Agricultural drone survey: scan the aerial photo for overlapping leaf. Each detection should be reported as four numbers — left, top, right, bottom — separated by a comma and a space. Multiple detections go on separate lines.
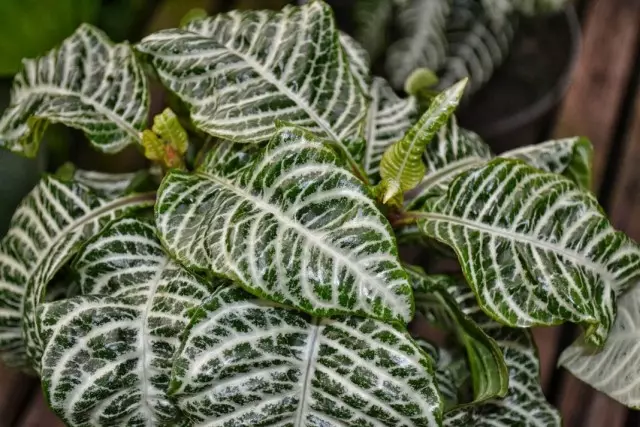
437, 0, 517, 96
418, 158, 640, 346
353, 0, 395, 63
0, 176, 154, 371
385, 0, 452, 90
559, 282, 640, 409
438, 280, 561, 426
169, 285, 443, 426
364, 77, 418, 183
416, 338, 468, 408
136, 1, 368, 169
0, 24, 149, 157
408, 266, 509, 404
379, 79, 466, 203
156, 124, 413, 323
38, 217, 218, 426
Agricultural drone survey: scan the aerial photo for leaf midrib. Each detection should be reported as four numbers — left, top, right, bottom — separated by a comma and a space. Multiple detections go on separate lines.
23, 86, 142, 142
198, 172, 404, 310
420, 212, 616, 284
294, 317, 320, 425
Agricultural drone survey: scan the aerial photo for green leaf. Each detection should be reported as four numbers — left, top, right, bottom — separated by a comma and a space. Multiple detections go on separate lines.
482, 0, 570, 17
418, 158, 640, 346
501, 137, 593, 190
364, 77, 418, 183
156, 124, 413, 323
136, 2, 368, 170
143, 108, 189, 169
339, 32, 372, 92
0, 0, 100, 75
559, 281, 640, 409
197, 139, 263, 179
406, 116, 492, 209
437, 0, 517, 95
169, 285, 443, 426
386, 0, 452, 90
0, 176, 154, 371
416, 338, 469, 409
38, 217, 219, 426
353, 0, 395, 63
0, 24, 149, 158
408, 266, 509, 405
440, 281, 561, 426
64, 167, 151, 200
379, 79, 467, 203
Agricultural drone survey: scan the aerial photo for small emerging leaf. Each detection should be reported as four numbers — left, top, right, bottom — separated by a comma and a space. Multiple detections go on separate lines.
379, 79, 467, 203
0, 24, 149, 157
169, 285, 443, 426
142, 108, 189, 169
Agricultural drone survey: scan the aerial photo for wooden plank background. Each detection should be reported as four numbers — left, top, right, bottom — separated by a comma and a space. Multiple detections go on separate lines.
1, 0, 640, 425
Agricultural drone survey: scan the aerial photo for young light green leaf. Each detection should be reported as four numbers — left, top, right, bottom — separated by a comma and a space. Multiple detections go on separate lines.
501, 137, 593, 190
169, 285, 443, 426
418, 158, 640, 346
38, 217, 219, 426
156, 125, 413, 324
442, 281, 561, 426
379, 79, 467, 203
407, 266, 509, 404
437, 0, 517, 96
0, 176, 154, 371
405, 116, 492, 209
386, 0, 452, 90
136, 2, 368, 168
143, 108, 189, 169
364, 77, 418, 183
559, 282, 640, 409
0, 24, 149, 157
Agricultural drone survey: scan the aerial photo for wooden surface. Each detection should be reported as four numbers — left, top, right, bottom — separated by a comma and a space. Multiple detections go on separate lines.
2, 0, 640, 425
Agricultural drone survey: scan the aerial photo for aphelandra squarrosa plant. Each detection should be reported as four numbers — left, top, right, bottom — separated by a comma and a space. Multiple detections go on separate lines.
0, 1, 638, 426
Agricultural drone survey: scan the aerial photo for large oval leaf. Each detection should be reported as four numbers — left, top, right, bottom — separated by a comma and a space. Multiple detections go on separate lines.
156, 125, 413, 323
136, 2, 367, 168
0, 24, 149, 157
363, 77, 418, 183
418, 158, 640, 346
38, 217, 218, 426
169, 285, 443, 426
0, 176, 154, 371
559, 282, 640, 409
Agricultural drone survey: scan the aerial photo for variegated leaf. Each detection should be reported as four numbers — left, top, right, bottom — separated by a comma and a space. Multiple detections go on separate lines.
136, 2, 368, 171
353, 0, 395, 63
482, 0, 570, 17
364, 77, 418, 183
339, 31, 372, 92
0, 176, 154, 371
386, 0, 452, 90
501, 137, 593, 190
38, 217, 218, 426
440, 281, 561, 426
406, 116, 491, 209
156, 125, 413, 323
418, 158, 640, 346
68, 169, 143, 199
169, 285, 443, 426
379, 79, 466, 203
408, 266, 509, 404
416, 338, 468, 409
559, 282, 640, 409
198, 140, 263, 180
0, 24, 149, 157
437, 0, 517, 96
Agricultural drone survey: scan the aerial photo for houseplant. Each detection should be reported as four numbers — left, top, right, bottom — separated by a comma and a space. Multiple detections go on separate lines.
0, 1, 637, 426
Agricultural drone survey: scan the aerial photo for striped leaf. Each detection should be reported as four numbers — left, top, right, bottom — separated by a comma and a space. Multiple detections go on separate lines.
482, 0, 570, 17
418, 158, 640, 346
437, 0, 517, 96
339, 32, 372, 92
379, 79, 466, 203
0, 24, 149, 157
408, 266, 509, 405
416, 338, 469, 409
353, 0, 395, 63
156, 125, 413, 324
38, 217, 218, 426
169, 285, 443, 426
364, 77, 418, 183
559, 282, 640, 409
136, 2, 368, 171
501, 137, 593, 190
385, 0, 452, 90
0, 176, 154, 371
441, 281, 561, 426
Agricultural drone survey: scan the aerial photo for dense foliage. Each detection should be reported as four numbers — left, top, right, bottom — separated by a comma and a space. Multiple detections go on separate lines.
0, 1, 636, 426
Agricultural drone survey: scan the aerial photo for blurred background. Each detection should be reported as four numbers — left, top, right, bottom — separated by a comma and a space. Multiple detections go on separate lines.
0, 0, 639, 426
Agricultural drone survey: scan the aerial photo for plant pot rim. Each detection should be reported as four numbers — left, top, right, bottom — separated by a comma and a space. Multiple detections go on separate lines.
470, 5, 582, 139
